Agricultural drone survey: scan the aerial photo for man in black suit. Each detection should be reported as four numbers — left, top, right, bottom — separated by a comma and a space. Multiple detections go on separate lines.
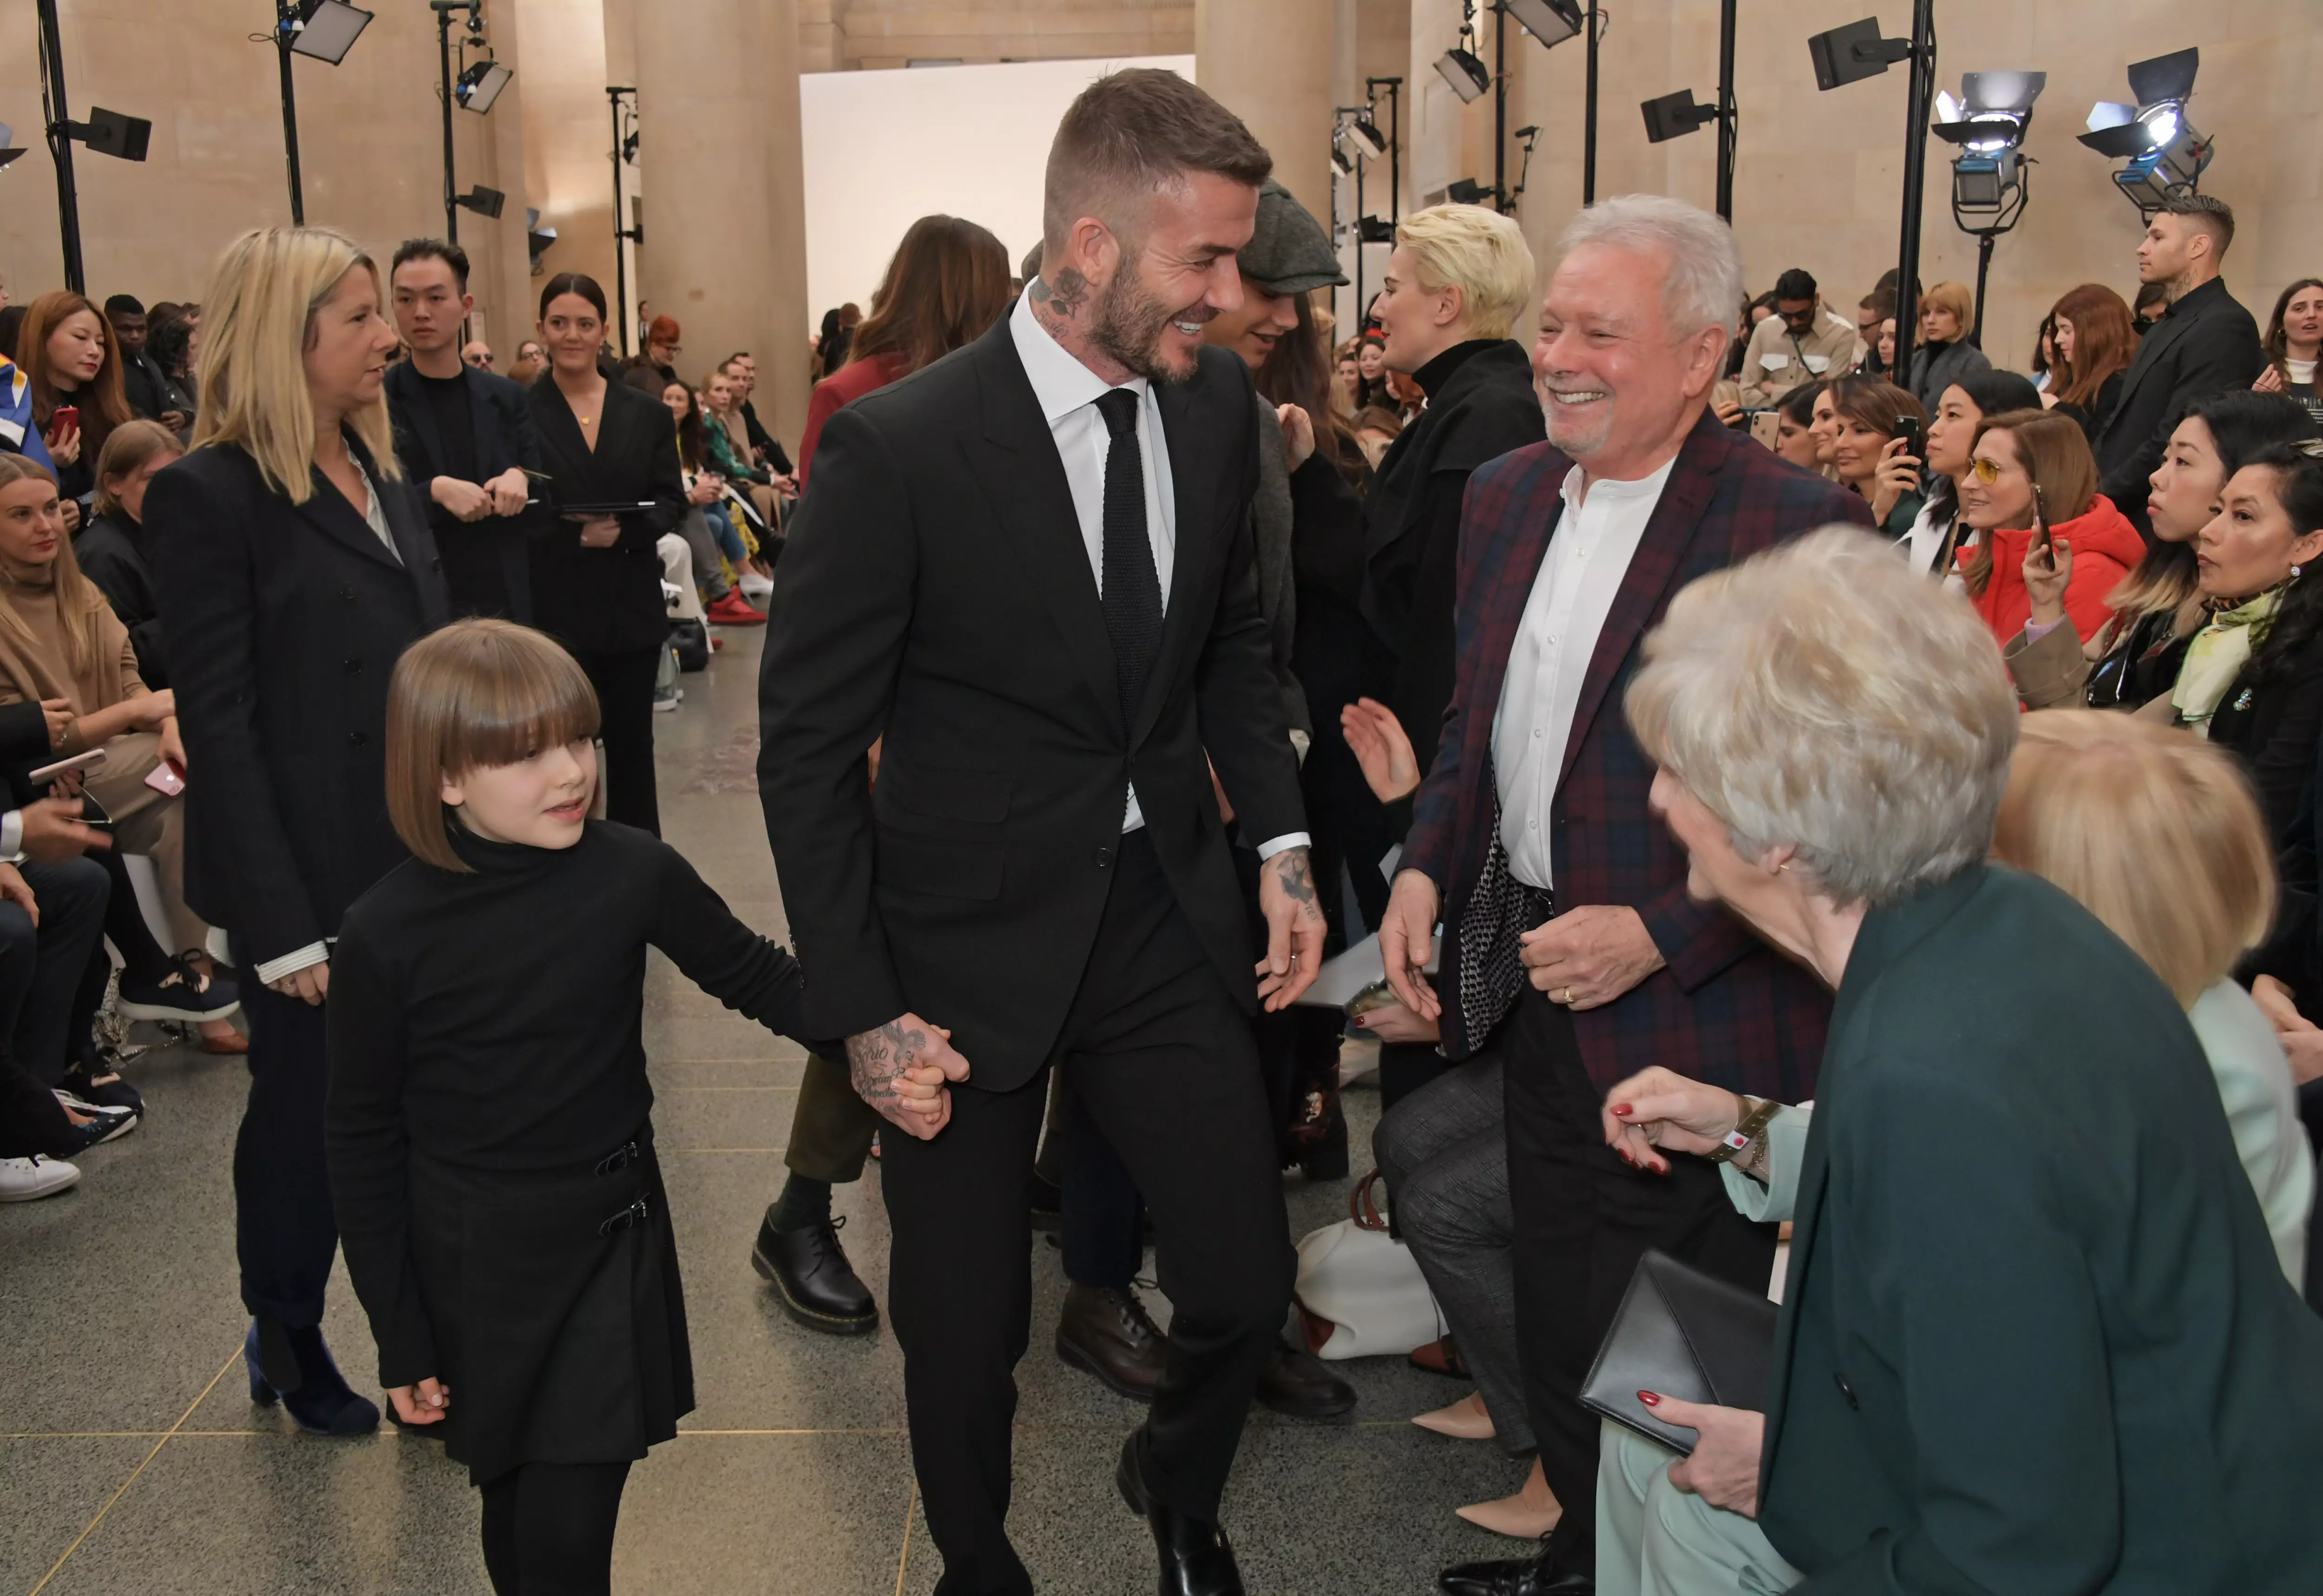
2094, 193, 2264, 542
759, 69, 1326, 1596
383, 239, 544, 620
103, 295, 191, 433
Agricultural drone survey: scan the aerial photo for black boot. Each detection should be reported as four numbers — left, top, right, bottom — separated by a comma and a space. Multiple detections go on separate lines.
1437, 1539, 1594, 1596
1254, 1339, 1356, 1421
752, 1205, 878, 1333
244, 1318, 379, 1437
1118, 1431, 1244, 1596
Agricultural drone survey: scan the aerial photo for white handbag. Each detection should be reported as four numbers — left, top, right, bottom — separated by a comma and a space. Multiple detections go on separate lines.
1293, 1172, 1446, 1360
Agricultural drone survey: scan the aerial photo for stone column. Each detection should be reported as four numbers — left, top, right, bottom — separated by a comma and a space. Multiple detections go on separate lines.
1195, 0, 1337, 227
630, 0, 811, 444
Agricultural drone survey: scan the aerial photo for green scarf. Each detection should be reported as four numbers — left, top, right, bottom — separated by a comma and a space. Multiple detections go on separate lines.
2172, 587, 2283, 737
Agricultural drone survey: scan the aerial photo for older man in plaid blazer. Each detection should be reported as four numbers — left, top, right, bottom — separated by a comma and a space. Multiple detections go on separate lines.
1381, 196, 1870, 1596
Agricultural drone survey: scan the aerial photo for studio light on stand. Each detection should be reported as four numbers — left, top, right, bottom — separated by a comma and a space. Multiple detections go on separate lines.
271, 1, 372, 227
455, 183, 505, 220
2078, 48, 2209, 217
431, 0, 512, 244
0, 125, 24, 172
1933, 71, 2043, 345
456, 58, 513, 116
1335, 79, 1401, 331
608, 86, 642, 356
37, 0, 151, 292
1638, 0, 1738, 220
1807, 8, 1935, 387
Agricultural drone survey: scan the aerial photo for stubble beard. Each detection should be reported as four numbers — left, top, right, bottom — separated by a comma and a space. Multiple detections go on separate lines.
1090, 268, 1200, 386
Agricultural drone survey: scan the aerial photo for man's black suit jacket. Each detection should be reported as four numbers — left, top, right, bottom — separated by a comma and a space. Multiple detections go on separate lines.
2094, 276, 2264, 540
383, 359, 545, 620
757, 315, 1306, 1091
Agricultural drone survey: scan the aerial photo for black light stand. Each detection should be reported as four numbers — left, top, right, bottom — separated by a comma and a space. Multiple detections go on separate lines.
1493, 2, 1508, 211
1583, 0, 1600, 203
274, 2, 305, 223
1714, 0, 1737, 222
431, 1, 477, 243
1891, 0, 1938, 386
609, 87, 641, 357
35, 0, 85, 292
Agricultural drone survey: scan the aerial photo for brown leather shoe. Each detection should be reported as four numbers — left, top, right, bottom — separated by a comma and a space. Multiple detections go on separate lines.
1056, 1282, 1168, 1400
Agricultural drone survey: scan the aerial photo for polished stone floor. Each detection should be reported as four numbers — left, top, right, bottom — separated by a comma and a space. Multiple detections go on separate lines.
0, 626, 1522, 1595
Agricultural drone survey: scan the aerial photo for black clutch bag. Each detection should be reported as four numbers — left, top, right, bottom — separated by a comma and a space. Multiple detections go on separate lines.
1578, 1248, 1778, 1456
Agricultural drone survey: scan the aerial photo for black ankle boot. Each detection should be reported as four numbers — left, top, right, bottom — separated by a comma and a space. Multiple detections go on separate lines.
244, 1318, 379, 1436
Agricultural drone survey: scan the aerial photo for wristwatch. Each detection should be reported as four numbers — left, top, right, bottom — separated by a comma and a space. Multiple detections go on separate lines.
1706, 1095, 1781, 1165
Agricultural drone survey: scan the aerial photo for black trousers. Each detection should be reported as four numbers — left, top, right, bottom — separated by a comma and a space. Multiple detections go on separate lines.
232, 936, 340, 1328
0, 856, 109, 1077
574, 647, 662, 836
1503, 988, 1777, 1575
880, 830, 1294, 1596
479, 1458, 630, 1596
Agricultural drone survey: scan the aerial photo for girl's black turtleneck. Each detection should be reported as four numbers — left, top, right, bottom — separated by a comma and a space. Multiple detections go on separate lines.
326, 819, 811, 1375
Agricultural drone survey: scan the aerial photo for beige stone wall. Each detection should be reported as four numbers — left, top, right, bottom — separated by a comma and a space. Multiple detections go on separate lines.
516, 0, 624, 335
806, 0, 1193, 70
0, 0, 534, 350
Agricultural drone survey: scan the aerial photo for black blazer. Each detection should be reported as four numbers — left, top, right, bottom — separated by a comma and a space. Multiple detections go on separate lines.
1759, 865, 2323, 1590
525, 374, 684, 655
146, 437, 448, 966
73, 510, 166, 687
757, 317, 1306, 1089
383, 360, 545, 622
2095, 277, 2264, 539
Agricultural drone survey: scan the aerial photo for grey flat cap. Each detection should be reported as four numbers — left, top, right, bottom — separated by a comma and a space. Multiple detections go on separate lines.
1240, 180, 1347, 296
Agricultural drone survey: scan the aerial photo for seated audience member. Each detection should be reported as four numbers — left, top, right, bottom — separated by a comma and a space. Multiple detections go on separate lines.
1593, 526, 2323, 1596
1769, 380, 1825, 473
701, 368, 779, 538
17, 291, 133, 532
145, 309, 198, 421
1953, 408, 2142, 644
1335, 344, 1363, 414
459, 340, 492, 371
1896, 369, 2045, 576
1824, 377, 1925, 539
2045, 282, 2138, 441
2031, 309, 2057, 394
795, 214, 1011, 487
1351, 403, 1403, 470
719, 353, 794, 487
1902, 279, 1989, 414
1734, 269, 1862, 408
104, 296, 191, 433
623, 314, 682, 394
2008, 389, 2317, 714
0, 455, 241, 1055
507, 338, 546, 388
658, 377, 760, 626
1355, 330, 1392, 410
76, 419, 181, 687
2133, 276, 2171, 335
1853, 288, 1892, 375
1804, 380, 1842, 473
2255, 276, 2323, 427
2096, 195, 2266, 541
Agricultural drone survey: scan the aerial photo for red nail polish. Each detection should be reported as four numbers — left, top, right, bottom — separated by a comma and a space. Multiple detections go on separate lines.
1636, 1391, 1660, 1407
1612, 1103, 1632, 1116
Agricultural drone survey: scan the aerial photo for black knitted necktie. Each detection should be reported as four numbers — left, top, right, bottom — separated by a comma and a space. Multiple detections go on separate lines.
1095, 387, 1163, 723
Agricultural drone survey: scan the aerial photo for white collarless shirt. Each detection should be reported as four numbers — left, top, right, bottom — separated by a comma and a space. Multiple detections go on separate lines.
1492, 458, 1676, 889
1007, 290, 1305, 860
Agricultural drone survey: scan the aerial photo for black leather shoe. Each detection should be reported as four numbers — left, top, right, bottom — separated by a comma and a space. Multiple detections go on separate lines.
1056, 1282, 1168, 1400
1437, 1546, 1593, 1596
1117, 1432, 1245, 1596
1254, 1339, 1356, 1421
751, 1207, 878, 1333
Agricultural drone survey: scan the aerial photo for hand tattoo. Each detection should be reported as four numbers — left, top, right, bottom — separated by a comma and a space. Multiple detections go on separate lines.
1267, 846, 1320, 912
846, 1017, 928, 1114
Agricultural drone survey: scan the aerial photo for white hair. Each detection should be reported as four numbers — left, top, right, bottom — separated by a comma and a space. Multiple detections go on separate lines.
1624, 527, 2020, 907
1557, 194, 1744, 341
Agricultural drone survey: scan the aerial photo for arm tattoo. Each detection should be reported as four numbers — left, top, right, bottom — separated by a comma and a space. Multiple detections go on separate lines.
846, 1018, 927, 1111
1268, 847, 1319, 910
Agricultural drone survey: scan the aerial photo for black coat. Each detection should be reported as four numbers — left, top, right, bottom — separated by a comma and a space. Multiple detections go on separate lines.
525, 374, 684, 656
2095, 277, 2265, 539
1357, 339, 1545, 775
146, 438, 448, 967
72, 510, 166, 687
119, 349, 193, 432
758, 317, 1306, 1090
383, 360, 545, 622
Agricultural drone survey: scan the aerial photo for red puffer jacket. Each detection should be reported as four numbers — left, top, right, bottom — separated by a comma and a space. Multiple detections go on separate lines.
1956, 494, 2146, 644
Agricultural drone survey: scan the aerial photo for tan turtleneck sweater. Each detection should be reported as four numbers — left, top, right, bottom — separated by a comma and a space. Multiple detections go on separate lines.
0, 558, 144, 754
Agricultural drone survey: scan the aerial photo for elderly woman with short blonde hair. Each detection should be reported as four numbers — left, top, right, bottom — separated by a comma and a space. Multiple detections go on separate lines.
1591, 527, 2323, 1594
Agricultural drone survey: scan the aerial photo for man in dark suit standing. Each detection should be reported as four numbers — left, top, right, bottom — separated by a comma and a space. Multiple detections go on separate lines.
2094, 193, 2264, 542
1374, 196, 1869, 1596
758, 70, 1326, 1596
383, 239, 543, 620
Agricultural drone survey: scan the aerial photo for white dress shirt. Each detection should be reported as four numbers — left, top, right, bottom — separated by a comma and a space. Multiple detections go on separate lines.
1492, 458, 1676, 888
1009, 291, 1306, 860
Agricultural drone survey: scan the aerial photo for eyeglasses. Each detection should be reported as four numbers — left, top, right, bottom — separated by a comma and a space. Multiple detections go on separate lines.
1966, 456, 2013, 484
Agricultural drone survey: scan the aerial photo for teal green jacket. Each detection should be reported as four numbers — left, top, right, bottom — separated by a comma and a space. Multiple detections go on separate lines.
1758, 865, 2323, 1593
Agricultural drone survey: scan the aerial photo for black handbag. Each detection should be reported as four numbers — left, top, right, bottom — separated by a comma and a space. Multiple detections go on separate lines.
1579, 1248, 1778, 1456
668, 617, 710, 673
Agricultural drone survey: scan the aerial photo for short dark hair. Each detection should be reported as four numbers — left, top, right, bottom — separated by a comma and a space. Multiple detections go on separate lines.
2158, 192, 2234, 256
393, 237, 472, 292
1043, 68, 1272, 252
103, 294, 144, 319
726, 349, 752, 363
1773, 268, 1816, 302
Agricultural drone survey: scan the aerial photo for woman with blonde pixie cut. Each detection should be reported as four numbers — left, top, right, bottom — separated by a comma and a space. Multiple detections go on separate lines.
1355, 202, 1544, 804
1996, 709, 2311, 1281
1591, 527, 2323, 1596
144, 227, 449, 1440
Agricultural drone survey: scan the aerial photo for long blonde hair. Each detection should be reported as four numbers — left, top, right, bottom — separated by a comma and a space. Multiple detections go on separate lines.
0, 454, 121, 680
190, 228, 399, 504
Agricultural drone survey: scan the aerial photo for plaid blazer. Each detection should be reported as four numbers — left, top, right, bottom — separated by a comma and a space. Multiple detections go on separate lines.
1403, 410, 1872, 1099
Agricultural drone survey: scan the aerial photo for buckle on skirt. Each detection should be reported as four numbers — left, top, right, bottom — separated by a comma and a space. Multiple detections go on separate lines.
593, 1139, 641, 1177
599, 1195, 650, 1236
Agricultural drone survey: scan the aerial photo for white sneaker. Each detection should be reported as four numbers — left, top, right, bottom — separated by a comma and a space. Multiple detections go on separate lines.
0, 1154, 83, 1202
737, 571, 774, 598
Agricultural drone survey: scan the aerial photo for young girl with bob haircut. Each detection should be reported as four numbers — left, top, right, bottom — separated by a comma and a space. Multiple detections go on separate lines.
325, 619, 873, 1595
